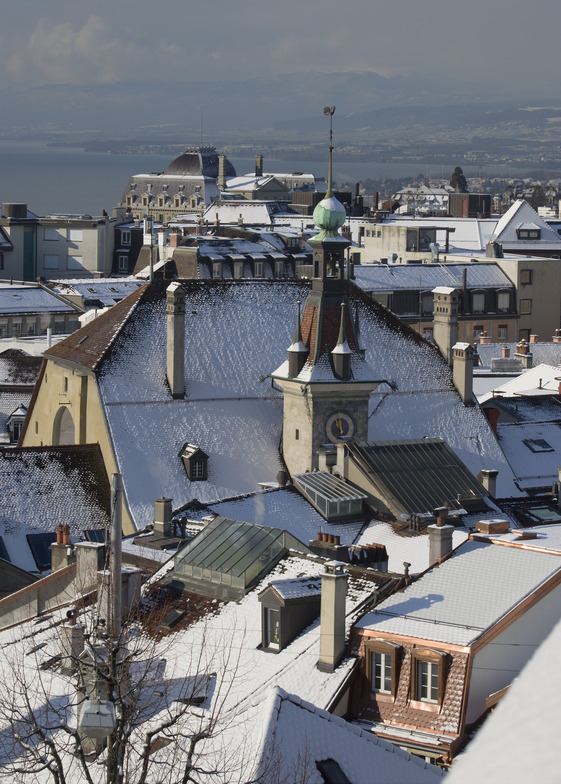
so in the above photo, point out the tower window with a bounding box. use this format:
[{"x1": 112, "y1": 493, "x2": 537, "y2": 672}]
[{"x1": 295, "y1": 429, "x2": 299, "y2": 440}]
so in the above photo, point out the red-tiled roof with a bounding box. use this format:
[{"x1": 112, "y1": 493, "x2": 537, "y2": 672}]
[{"x1": 44, "y1": 283, "x2": 148, "y2": 370}]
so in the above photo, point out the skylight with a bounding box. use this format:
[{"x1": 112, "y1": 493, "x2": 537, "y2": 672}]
[{"x1": 523, "y1": 438, "x2": 554, "y2": 453}]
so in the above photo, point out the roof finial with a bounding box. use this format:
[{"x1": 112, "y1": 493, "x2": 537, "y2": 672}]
[
  {"x1": 323, "y1": 106, "x2": 336, "y2": 198},
  {"x1": 293, "y1": 299, "x2": 303, "y2": 346}
]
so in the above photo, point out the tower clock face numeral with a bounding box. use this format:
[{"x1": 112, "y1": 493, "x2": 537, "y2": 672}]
[{"x1": 326, "y1": 411, "x2": 355, "y2": 443}]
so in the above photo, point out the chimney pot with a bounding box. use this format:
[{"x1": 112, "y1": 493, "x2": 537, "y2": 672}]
[
  {"x1": 62, "y1": 523, "x2": 71, "y2": 545},
  {"x1": 318, "y1": 562, "x2": 348, "y2": 672}
]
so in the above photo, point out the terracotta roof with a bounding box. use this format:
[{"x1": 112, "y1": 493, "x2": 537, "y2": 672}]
[{"x1": 44, "y1": 282, "x2": 148, "y2": 370}]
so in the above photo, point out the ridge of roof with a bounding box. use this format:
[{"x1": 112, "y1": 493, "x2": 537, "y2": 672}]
[{"x1": 44, "y1": 282, "x2": 149, "y2": 370}]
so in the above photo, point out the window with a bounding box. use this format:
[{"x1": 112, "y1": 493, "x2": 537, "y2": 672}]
[
  {"x1": 295, "y1": 429, "x2": 299, "y2": 440},
  {"x1": 275, "y1": 261, "x2": 285, "y2": 278},
  {"x1": 497, "y1": 291, "x2": 510, "y2": 311},
  {"x1": 520, "y1": 299, "x2": 532, "y2": 314},
  {"x1": 0, "y1": 254, "x2": 4, "y2": 270},
  {"x1": 212, "y1": 262, "x2": 222, "y2": 279},
  {"x1": 473, "y1": 325, "x2": 484, "y2": 338},
  {"x1": 12, "y1": 421, "x2": 23, "y2": 442},
  {"x1": 517, "y1": 228, "x2": 540, "y2": 240},
  {"x1": 417, "y1": 660, "x2": 439, "y2": 703},
  {"x1": 472, "y1": 292, "x2": 485, "y2": 313},
  {"x1": 190, "y1": 460, "x2": 206, "y2": 479},
  {"x1": 421, "y1": 293, "x2": 433, "y2": 316},
  {"x1": 524, "y1": 438, "x2": 554, "y2": 453},
  {"x1": 520, "y1": 269, "x2": 533, "y2": 285},
  {"x1": 372, "y1": 652, "x2": 393, "y2": 694},
  {"x1": 68, "y1": 228, "x2": 83, "y2": 242},
  {"x1": 254, "y1": 261, "x2": 264, "y2": 278},
  {"x1": 498, "y1": 325, "x2": 508, "y2": 339},
  {"x1": 121, "y1": 230, "x2": 131, "y2": 246},
  {"x1": 365, "y1": 641, "x2": 399, "y2": 698},
  {"x1": 234, "y1": 262, "x2": 243, "y2": 279},
  {"x1": 118, "y1": 255, "x2": 128, "y2": 272},
  {"x1": 410, "y1": 648, "x2": 447, "y2": 707},
  {"x1": 422, "y1": 327, "x2": 433, "y2": 340},
  {"x1": 43, "y1": 254, "x2": 60, "y2": 269},
  {"x1": 63, "y1": 376, "x2": 68, "y2": 393},
  {"x1": 67, "y1": 255, "x2": 83, "y2": 270},
  {"x1": 266, "y1": 608, "x2": 280, "y2": 649},
  {"x1": 43, "y1": 227, "x2": 59, "y2": 241}
]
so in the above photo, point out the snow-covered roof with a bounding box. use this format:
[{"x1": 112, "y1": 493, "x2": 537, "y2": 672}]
[
  {"x1": 477, "y1": 341, "x2": 561, "y2": 368},
  {"x1": 245, "y1": 686, "x2": 443, "y2": 783},
  {"x1": 0, "y1": 285, "x2": 78, "y2": 315},
  {"x1": 54, "y1": 278, "x2": 143, "y2": 305},
  {"x1": 478, "y1": 363, "x2": 561, "y2": 402},
  {"x1": 199, "y1": 487, "x2": 367, "y2": 546},
  {"x1": 353, "y1": 262, "x2": 512, "y2": 293},
  {"x1": 446, "y1": 615, "x2": 561, "y2": 784},
  {"x1": 0, "y1": 445, "x2": 110, "y2": 572},
  {"x1": 497, "y1": 420, "x2": 561, "y2": 490},
  {"x1": 44, "y1": 279, "x2": 521, "y2": 532},
  {"x1": 492, "y1": 200, "x2": 561, "y2": 247},
  {"x1": 0, "y1": 550, "x2": 432, "y2": 782},
  {"x1": 355, "y1": 538, "x2": 561, "y2": 646}
]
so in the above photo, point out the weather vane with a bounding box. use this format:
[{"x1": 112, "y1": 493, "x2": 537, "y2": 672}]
[{"x1": 323, "y1": 106, "x2": 336, "y2": 196}]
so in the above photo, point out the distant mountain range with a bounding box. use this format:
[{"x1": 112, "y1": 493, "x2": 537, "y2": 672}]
[{"x1": 1, "y1": 70, "x2": 559, "y2": 142}]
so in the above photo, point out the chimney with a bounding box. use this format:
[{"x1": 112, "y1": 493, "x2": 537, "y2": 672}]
[
  {"x1": 170, "y1": 227, "x2": 180, "y2": 248},
  {"x1": 153, "y1": 496, "x2": 172, "y2": 536},
  {"x1": 478, "y1": 331, "x2": 493, "y2": 344},
  {"x1": 515, "y1": 339, "x2": 533, "y2": 369},
  {"x1": 74, "y1": 541, "x2": 106, "y2": 594},
  {"x1": 218, "y1": 155, "x2": 227, "y2": 191},
  {"x1": 530, "y1": 334, "x2": 538, "y2": 343},
  {"x1": 479, "y1": 468, "x2": 499, "y2": 497},
  {"x1": 553, "y1": 329, "x2": 561, "y2": 343},
  {"x1": 317, "y1": 445, "x2": 337, "y2": 472},
  {"x1": 502, "y1": 346, "x2": 510, "y2": 358},
  {"x1": 51, "y1": 524, "x2": 76, "y2": 572},
  {"x1": 166, "y1": 282, "x2": 186, "y2": 399},
  {"x1": 452, "y1": 342, "x2": 475, "y2": 405},
  {"x1": 317, "y1": 562, "x2": 348, "y2": 672},
  {"x1": 428, "y1": 514, "x2": 454, "y2": 566},
  {"x1": 60, "y1": 609, "x2": 85, "y2": 676},
  {"x1": 238, "y1": 213, "x2": 243, "y2": 226},
  {"x1": 432, "y1": 288, "x2": 459, "y2": 366},
  {"x1": 255, "y1": 155, "x2": 264, "y2": 178}
]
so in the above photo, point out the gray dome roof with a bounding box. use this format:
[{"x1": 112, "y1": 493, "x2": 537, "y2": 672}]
[{"x1": 165, "y1": 146, "x2": 236, "y2": 179}]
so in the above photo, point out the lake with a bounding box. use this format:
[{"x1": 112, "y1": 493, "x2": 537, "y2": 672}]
[{"x1": 0, "y1": 140, "x2": 535, "y2": 217}]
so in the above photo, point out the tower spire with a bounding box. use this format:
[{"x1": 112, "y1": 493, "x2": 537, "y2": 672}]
[
  {"x1": 287, "y1": 300, "x2": 309, "y2": 378},
  {"x1": 331, "y1": 303, "x2": 352, "y2": 380},
  {"x1": 324, "y1": 106, "x2": 335, "y2": 198}
]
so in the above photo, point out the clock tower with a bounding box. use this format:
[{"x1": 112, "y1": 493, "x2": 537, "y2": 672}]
[{"x1": 271, "y1": 109, "x2": 383, "y2": 476}]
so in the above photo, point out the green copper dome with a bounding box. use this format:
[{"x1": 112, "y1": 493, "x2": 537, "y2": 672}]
[{"x1": 312, "y1": 194, "x2": 346, "y2": 240}]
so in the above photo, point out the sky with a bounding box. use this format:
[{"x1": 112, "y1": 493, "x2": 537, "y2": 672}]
[{"x1": 1, "y1": 0, "x2": 560, "y2": 96}]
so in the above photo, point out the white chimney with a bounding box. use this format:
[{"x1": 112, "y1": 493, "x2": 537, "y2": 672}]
[
  {"x1": 153, "y1": 496, "x2": 172, "y2": 536},
  {"x1": 428, "y1": 508, "x2": 454, "y2": 566},
  {"x1": 479, "y1": 468, "x2": 499, "y2": 497},
  {"x1": 166, "y1": 282, "x2": 186, "y2": 399},
  {"x1": 318, "y1": 562, "x2": 348, "y2": 672}
]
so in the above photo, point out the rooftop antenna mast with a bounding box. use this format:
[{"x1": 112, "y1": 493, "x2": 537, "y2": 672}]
[
  {"x1": 323, "y1": 105, "x2": 336, "y2": 197},
  {"x1": 200, "y1": 107, "x2": 204, "y2": 148}
]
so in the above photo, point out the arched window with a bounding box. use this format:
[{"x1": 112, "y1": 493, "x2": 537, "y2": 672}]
[{"x1": 53, "y1": 406, "x2": 75, "y2": 445}]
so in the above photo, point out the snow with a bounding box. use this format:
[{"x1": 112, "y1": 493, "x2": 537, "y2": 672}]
[{"x1": 355, "y1": 538, "x2": 561, "y2": 646}]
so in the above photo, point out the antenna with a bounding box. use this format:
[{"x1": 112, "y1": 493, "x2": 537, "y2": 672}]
[{"x1": 200, "y1": 107, "x2": 204, "y2": 147}]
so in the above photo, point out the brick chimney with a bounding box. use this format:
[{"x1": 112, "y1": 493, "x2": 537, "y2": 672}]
[
  {"x1": 317, "y1": 562, "x2": 348, "y2": 672},
  {"x1": 166, "y1": 282, "x2": 186, "y2": 399},
  {"x1": 530, "y1": 334, "x2": 538, "y2": 343},
  {"x1": 553, "y1": 329, "x2": 561, "y2": 343},
  {"x1": 515, "y1": 339, "x2": 533, "y2": 369},
  {"x1": 170, "y1": 227, "x2": 180, "y2": 248},
  {"x1": 502, "y1": 346, "x2": 510, "y2": 358}
]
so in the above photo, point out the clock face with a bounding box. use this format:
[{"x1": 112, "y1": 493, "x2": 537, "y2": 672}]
[{"x1": 326, "y1": 411, "x2": 355, "y2": 443}]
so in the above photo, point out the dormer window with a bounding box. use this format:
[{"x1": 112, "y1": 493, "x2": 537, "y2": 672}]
[
  {"x1": 517, "y1": 227, "x2": 541, "y2": 240},
  {"x1": 180, "y1": 443, "x2": 209, "y2": 481},
  {"x1": 258, "y1": 577, "x2": 321, "y2": 653}
]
